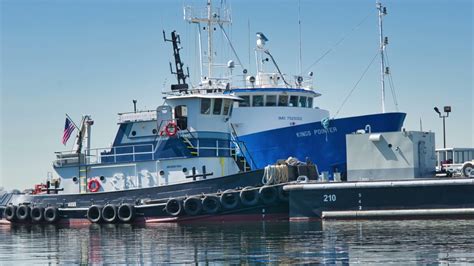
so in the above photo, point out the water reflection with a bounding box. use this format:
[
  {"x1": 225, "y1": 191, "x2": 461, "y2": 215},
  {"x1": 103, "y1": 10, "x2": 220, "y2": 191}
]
[{"x1": 1, "y1": 220, "x2": 473, "y2": 264}]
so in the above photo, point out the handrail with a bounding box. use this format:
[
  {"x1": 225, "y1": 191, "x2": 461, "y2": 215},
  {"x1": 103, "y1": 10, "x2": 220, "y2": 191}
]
[
  {"x1": 54, "y1": 143, "x2": 155, "y2": 166},
  {"x1": 229, "y1": 123, "x2": 257, "y2": 170}
]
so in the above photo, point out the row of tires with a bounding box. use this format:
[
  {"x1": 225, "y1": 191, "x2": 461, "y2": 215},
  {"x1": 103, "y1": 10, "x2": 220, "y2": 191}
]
[
  {"x1": 86, "y1": 203, "x2": 135, "y2": 224},
  {"x1": 2, "y1": 185, "x2": 286, "y2": 224},
  {"x1": 4, "y1": 205, "x2": 60, "y2": 223},
  {"x1": 165, "y1": 185, "x2": 288, "y2": 217}
]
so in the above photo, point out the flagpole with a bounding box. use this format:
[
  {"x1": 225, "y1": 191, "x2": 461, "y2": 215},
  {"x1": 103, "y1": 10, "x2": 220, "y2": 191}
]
[{"x1": 65, "y1": 113, "x2": 80, "y2": 130}]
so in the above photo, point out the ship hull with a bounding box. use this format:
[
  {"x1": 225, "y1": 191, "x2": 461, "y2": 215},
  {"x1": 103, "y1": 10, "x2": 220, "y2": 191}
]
[
  {"x1": 239, "y1": 112, "x2": 406, "y2": 176},
  {"x1": 0, "y1": 170, "x2": 289, "y2": 225},
  {"x1": 284, "y1": 178, "x2": 474, "y2": 220}
]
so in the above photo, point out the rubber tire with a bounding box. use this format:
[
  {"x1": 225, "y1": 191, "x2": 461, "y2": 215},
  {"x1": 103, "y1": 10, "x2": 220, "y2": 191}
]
[
  {"x1": 240, "y1": 187, "x2": 259, "y2": 206},
  {"x1": 183, "y1": 197, "x2": 202, "y2": 216},
  {"x1": 165, "y1": 199, "x2": 182, "y2": 216},
  {"x1": 31, "y1": 206, "x2": 44, "y2": 223},
  {"x1": 4, "y1": 205, "x2": 16, "y2": 222},
  {"x1": 117, "y1": 204, "x2": 135, "y2": 223},
  {"x1": 220, "y1": 190, "x2": 239, "y2": 210},
  {"x1": 259, "y1": 186, "x2": 278, "y2": 205},
  {"x1": 16, "y1": 205, "x2": 31, "y2": 222},
  {"x1": 44, "y1": 206, "x2": 60, "y2": 223},
  {"x1": 202, "y1": 195, "x2": 220, "y2": 214},
  {"x1": 87, "y1": 205, "x2": 103, "y2": 223},
  {"x1": 462, "y1": 163, "x2": 474, "y2": 177},
  {"x1": 102, "y1": 204, "x2": 118, "y2": 223}
]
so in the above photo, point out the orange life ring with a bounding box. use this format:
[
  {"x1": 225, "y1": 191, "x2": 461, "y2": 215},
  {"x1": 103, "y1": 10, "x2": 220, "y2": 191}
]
[
  {"x1": 165, "y1": 121, "x2": 178, "y2": 137},
  {"x1": 88, "y1": 179, "x2": 101, "y2": 193}
]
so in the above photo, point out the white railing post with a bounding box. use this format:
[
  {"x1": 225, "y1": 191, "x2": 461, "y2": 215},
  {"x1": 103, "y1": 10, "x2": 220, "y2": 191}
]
[{"x1": 133, "y1": 146, "x2": 136, "y2": 162}]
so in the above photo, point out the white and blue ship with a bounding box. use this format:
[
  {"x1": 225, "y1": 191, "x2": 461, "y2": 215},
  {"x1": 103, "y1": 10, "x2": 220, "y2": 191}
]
[
  {"x1": 0, "y1": 28, "x2": 292, "y2": 225},
  {"x1": 185, "y1": 1, "x2": 406, "y2": 177}
]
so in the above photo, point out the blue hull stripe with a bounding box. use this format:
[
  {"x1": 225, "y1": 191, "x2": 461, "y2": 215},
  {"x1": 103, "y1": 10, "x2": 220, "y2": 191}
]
[{"x1": 239, "y1": 112, "x2": 406, "y2": 175}]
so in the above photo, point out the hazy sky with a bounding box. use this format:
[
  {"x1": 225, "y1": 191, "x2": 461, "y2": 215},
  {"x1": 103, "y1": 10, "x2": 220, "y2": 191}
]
[{"x1": 1, "y1": 0, "x2": 472, "y2": 190}]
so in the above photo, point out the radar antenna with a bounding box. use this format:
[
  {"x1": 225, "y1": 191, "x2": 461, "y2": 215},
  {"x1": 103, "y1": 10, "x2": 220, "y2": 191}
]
[{"x1": 163, "y1": 30, "x2": 189, "y2": 92}]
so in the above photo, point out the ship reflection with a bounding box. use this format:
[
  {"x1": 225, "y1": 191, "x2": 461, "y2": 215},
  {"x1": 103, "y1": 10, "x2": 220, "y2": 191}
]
[{"x1": 1, "y1": 220, "x2": 473, "y2": 264}]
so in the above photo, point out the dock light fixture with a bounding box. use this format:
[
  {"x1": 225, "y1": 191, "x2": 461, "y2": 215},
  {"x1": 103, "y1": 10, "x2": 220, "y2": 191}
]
[{"x1": 433, "y1": 106, "x2": 451, "y2": 148}]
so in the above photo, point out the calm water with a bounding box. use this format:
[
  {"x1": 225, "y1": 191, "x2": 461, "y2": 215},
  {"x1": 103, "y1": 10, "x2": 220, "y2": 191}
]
[{"x1": 1, "y1": 220, "x2": 474, "y2": 264}]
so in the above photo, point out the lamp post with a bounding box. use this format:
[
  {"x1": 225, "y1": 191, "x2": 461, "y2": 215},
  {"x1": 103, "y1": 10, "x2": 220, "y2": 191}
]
[{"x1": 433, "y1": 106, "x2": 451, "y2": 148}]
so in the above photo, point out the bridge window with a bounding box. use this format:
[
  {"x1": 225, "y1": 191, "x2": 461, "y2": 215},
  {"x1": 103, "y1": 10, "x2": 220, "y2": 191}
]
[
  {"x1": 213, "y1": 98, "x2": 223, "y2": 115},
  {"x1": 308, "y1": 97, "x2": 313, "y2": 108},
  {"x1": 265, "y1": 95, "x2": 276, "y2": 106},
  {"x1": 223, "y1": 99, "x2": 231, "y2": 115},
  {"x1": 252, "y1": 95, "x2": 264, "y2": 107},
  {"x1": 299, "y1": 96, "x2": 307, "y2": 107},
  {"x1": 201, "y1": 98, "x2": 211, "y2": 114},
  {"x1": 289, "y1": 95, "x2": 298, "y2": 107},
  {"x1": 239, "y1": 96, "x2": 250, "y2": 107},
  {"x1": 278, "y1": 95, "x2": 288, "y2": 106}
]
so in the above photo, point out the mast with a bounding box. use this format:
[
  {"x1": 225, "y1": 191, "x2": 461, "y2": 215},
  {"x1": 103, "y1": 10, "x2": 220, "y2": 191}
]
[
  {"x1": 207, "y1": 0, "x2": 213, "y2": 80},
  {"x1": 298, "y1": 0, "x2": 303, "y2": 76},
  {"x1": 377, "y1": 1, "x2": 387, "y2": 113},
  {"x1": 163, "y1": 30, "x2": 189, "y2": 92},
  {"x1": 184, "y1": 0, "x2": 231, "y2": 85}
]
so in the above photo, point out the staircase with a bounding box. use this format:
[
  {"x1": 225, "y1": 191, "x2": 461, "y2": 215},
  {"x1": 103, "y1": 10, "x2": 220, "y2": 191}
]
[
  {"x1": 180, "y1": 134, "x2": 198, "y2": 156},
  {"x1": 231, "y1": 148, "x2": 252, "y2": 172},
  {"x1": 79, "y1": 161, "x2": 88, "y2": 193}
]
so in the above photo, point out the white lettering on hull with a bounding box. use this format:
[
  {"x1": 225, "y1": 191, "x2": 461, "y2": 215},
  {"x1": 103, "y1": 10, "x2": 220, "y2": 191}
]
[
  {"x1": 278, "y1": 116, "x2": 303, "y2": 121},
  {"x1": 296, "y1": 127, "x2": 338, "y2": 138}
]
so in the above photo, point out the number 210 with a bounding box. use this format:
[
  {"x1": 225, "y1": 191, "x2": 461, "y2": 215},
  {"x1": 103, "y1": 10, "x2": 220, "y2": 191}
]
[{"x1": 323, "y1": 194, "x2": 336, "y2": 202}]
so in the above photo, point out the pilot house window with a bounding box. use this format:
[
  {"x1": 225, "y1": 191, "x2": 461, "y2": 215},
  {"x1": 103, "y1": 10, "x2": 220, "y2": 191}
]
[
  {"x1": 223, "y1": 100, "x2": 231, "y2": 115},
  {"x1": 213, "y1": 99, "x2": 223, "y2": 115},
  {"x1": 265, "y1": 95, "x2": 277, "y2": 106},
  {"x1": 299, "y1": 96, "x2": 307, "y2": 107},
  {"x1": 289, "y1": 96, "x2": 298, "y2": 107},
  {"x1": 278, "y1": 95, "x2": 288, "y2": 106},
  {"x1": 239, "y1": 96, "x2": 250, "y2": 107},
  {"x1": 201, "y1": 98, "x2": 211, "y2": 114},
  {"x1": 252, "y1": 95, "x2": 264, "y2": 107}
]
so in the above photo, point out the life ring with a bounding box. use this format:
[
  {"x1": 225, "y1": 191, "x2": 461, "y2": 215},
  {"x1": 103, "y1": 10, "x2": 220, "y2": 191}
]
[
  {"x1": 88, "y1": 179, "x2": 101, "y2": 193},
  {"x1": 164, "y1": 121, "x2": 178, "y2": 137}
]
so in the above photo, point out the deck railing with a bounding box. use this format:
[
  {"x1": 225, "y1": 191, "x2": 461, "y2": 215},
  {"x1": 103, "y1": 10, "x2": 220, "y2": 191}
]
[{"x1": 54, "y1": 143, "x2": 155, "y2": 166}]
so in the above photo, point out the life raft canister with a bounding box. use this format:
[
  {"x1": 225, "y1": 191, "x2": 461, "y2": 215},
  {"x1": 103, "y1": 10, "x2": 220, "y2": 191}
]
[
  {"x1": 165, "y1": 121, "x2": 178, "y2": 137},
  {"x1": 88, "y1": 179, "x2": 101, "y2": 193}
]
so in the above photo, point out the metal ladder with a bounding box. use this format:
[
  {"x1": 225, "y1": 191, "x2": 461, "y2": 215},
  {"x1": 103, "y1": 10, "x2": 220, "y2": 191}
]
[{"x1": 78, "y1": 154, "x2": 88, "y2": 193}]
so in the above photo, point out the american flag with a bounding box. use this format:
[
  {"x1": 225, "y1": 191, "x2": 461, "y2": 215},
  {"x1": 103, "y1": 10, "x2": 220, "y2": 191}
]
[{"x1": 62, "y1": 117, "x2": 76, "y2": 145}]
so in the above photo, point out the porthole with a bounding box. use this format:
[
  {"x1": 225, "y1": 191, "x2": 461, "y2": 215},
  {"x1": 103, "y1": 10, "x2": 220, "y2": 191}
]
[
  {"x1": 99, "y1": 176, "x2": 105, "y2": 181},
  {"x1": 152, "y1": 129, "x2": 158, "y2": 135},
  {"x1": 159, "y1": 170, "x2": 165, "y2": 176},
  {"x1": 131, "y1": 131, "x2": 137, "y2": 136},
  {"x1": 72, "y1": 176, "x2": 78, "y2": 183},
  {"x1": 182, "y1": 168, "x2": 188, "y2": 173}
]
